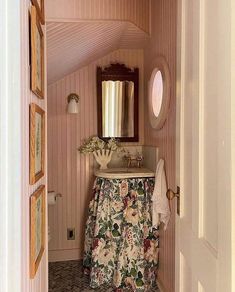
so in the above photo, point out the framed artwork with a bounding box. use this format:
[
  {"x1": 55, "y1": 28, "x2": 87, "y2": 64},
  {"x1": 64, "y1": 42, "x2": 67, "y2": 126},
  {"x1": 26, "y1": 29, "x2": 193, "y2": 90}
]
[
  {"x1": 30, "y1": 5, "x2": 44, "y2": 99},
  {"x1": 31, "y1": 0, "x2": 45, "y2": 24},
  {"x1": 30, "y1": 185, "x2": 45, "y2": 278},
  {"x1": 30, "y1": 103, "x2": 45, "y2": 185}
]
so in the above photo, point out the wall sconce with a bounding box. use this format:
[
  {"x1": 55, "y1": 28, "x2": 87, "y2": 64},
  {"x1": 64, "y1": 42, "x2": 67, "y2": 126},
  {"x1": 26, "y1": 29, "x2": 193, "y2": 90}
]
[{"x1": 67, "y1": 93, "x2": 79, "y2": 114}]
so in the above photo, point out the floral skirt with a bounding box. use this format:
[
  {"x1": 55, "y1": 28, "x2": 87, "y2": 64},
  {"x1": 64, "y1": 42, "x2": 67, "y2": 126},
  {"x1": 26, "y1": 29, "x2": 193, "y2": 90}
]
[{"x1": 83, "y1": 177, "x2": 159, "y2": 291}]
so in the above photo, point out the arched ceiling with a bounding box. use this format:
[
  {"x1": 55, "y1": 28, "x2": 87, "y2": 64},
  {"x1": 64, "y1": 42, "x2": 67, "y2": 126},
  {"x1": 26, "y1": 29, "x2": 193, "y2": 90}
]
[{"x1": 47, "y1": 21, "x2": 150, "y2": 84}]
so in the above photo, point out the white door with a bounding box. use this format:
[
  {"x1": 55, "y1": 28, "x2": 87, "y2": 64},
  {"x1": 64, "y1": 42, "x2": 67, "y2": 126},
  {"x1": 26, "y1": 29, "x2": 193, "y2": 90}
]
[{"x1": 175, "y1": 0, "x2": 234, "y2": 291}]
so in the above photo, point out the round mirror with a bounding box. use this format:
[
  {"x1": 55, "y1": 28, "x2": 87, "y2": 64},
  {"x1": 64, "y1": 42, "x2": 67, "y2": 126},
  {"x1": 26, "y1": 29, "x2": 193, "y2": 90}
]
[{"x1": 148, "y1": 56, "x2": 171, "y2": 129}]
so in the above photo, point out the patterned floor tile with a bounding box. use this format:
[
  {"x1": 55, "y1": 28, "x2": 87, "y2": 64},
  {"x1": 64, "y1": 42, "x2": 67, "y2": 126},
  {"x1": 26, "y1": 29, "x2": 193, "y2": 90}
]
[{"x1": 49, "y1": 260, "x2": 159, "y2": 292}]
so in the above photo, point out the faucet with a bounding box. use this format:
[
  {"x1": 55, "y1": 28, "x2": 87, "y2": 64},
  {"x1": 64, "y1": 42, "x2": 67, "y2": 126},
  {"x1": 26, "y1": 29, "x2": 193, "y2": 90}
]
[
  {"x1": 123, "y1": 152, "x2": 132, "y2": 168},
  {"x1": 136, "y1": 152, "x2": 144, "y2": 168},
  {"x1": 123, "y1": 151, "x2": 143, "y2": 168}
]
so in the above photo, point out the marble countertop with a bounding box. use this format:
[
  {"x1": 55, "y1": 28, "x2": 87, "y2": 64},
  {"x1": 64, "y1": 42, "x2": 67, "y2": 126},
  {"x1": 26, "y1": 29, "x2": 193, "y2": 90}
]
[{"x1": 94, "y1": 167, "x2": 155, "y2": 179}]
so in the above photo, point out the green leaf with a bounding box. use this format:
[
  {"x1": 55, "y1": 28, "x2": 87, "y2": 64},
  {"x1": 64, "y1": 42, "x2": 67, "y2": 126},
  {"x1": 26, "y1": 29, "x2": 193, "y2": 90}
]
[
  {"x1": 136, "y1": 278, "x2": 144, "y2": 287},
  {"x1": 83, "y1": 257, "x2": 91, "y2": 267},
  {"x1": 114, "y1": 213, "x2": 123, "y2": 221},
  {"x1": 99, "y1": 226, "x2": 107, "y2": 235},
  {"x1": 131, "y1": 204, "x2": 138, "y2": 209},
  {"x1": 112, "y1": 229, "x2": 120, "y2": 237},
  {"x1": 137, "y1": 188, "x2": 144, "y2": 195},
  {"x1": 130, "y1": 268, "x2": 137, "y2": 277},
  {"x1": 138, "y1": 181, "x2": 143, "y2": 188}
]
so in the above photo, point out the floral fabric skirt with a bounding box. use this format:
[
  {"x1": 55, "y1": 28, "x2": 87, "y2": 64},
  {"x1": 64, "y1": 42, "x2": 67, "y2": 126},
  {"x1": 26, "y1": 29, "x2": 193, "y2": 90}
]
[{"x1": 83, "y1": 177, "x2": 159, "y2": 291}]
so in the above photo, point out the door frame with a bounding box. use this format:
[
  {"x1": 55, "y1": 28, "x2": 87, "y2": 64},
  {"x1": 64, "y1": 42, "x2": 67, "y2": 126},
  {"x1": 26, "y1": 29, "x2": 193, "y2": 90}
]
[
  {"x1": 0, "y1": 0, "x2": 22, "y2": 291},
  {"x1": 231, "y1": 0, "x2": 235, "y2": 289}
]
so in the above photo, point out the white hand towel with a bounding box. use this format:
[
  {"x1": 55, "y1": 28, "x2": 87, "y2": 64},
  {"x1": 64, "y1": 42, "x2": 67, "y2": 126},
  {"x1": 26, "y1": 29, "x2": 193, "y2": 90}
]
[{"x1": 152, "y1": 159, "x2": 171, "y2": 230}]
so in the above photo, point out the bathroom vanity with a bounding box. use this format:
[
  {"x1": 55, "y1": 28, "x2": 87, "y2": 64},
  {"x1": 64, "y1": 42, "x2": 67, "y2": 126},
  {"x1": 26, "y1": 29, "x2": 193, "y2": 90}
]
[{"x1": 83, "y1": 168, "x2": 159, "y2": 291}]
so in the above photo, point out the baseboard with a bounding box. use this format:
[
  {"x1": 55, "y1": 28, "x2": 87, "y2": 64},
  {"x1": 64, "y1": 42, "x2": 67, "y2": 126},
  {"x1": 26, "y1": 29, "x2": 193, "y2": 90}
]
[{"x1": 49, "y1": 248, "x2": 82, "y2": 262}]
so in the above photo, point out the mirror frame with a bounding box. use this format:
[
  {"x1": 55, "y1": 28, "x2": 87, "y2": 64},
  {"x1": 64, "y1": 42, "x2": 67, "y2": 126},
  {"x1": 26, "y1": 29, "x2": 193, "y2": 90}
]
[
  {"x1": 97, "y1": 63, "x2": 139, "y2": 142},
  {"x1": 148, "y1": 56, "x2": 171, "y2": 130}
]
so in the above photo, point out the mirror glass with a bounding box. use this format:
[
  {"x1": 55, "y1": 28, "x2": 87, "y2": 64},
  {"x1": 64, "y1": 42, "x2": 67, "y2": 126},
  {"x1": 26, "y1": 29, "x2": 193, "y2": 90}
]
[
  {"x1": 152, "y1": 70, "x2": 163, "y2": 118},
  {"x1": 102, "y1": 80, "x2": 134, "y2": 138},
  {"x1": 97, "y1": 63, "x2": 139, "y2": 142}
]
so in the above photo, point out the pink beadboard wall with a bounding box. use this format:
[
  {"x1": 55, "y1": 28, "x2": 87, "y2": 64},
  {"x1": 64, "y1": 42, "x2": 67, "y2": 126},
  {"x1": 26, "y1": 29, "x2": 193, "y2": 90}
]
[
  {"x1": 47, "y1": 49, "x2": 144, "y2": 261},
  {"x1": 21, "y1": 1, "x2": 48, "y2": 291},
  {"x1": 144, "y1": 0, "x2": 177, "y2": 291},
  {"x1": 45, "y1": 0, "x2": 150, "y2": 34},
  {"x1": 46, "y1": 21, "x2": 149, "y2": 84}
]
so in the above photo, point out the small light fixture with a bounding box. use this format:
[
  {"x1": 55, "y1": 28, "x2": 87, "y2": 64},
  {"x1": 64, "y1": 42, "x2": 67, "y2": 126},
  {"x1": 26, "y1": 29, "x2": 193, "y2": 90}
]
[{"x1": 67, "y1": 93, "x2": 79, "y2": 114}]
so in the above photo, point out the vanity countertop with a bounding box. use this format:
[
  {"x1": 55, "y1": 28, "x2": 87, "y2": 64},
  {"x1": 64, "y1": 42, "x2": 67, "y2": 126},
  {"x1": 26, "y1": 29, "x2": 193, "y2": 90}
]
[{"x1": 94, "y1": 167, "x2": 155, "y2": 179}]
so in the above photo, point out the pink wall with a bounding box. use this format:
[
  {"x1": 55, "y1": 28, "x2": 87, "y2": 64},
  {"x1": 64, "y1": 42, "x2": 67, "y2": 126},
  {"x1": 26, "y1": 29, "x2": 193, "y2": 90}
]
[
  {"x1": 47, "y1": 49, "x2": 144, "y2": 261},
  {"x1": 144, "y1": 0, "x2": 177, "y2": 291},
  {"x1": 21, "y1": 1, "x2": 48, "y2": 291}
]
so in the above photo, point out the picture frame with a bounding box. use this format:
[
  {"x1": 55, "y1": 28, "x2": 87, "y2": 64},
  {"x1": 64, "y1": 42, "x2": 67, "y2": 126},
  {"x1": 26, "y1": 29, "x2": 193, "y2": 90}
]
[
  {"x1": 30, "y1": 185, "x2": 45, "y2": 278},
  {"x1": 30, "y1": 5, "x2": 44, "y2": 99},
  {"x1": 30, "y1": 103, "x2": 45, "y2": 185},
  {"x1": 31, "y1": 0, "x2": 45, "y2": 24}
]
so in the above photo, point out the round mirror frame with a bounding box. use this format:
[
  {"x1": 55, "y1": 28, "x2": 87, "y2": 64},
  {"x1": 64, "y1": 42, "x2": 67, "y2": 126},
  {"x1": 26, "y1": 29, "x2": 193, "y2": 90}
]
[{"x1": 148, "y1": 56, "x2": 171, "y2": 130}]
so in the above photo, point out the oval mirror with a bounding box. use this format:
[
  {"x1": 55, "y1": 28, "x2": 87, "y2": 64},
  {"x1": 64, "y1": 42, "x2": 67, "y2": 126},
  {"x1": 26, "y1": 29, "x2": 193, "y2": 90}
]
[{"x1": 148, "y1": 56, "x2": 171, "y2": 130}]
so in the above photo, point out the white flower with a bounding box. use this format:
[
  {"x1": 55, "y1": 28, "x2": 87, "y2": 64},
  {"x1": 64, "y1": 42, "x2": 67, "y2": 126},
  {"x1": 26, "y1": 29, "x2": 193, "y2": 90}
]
[
  {"x1": 78, "y1": 136, "x2": 121, "y2": 154},
  {"x1": 125, "y1": 207, "x2": 139, "y2": 225},
  {"x1": 113, "y1": 200, "x2": 123, "y2": 212},
  {"x1": 98, "y1": 247, "x2": 114, "y2": 265}
]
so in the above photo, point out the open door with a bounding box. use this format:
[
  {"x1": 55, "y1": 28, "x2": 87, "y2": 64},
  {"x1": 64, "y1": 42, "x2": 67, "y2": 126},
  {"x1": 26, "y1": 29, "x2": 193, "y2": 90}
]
[{"x1": 175, "y1": 0, "x2": 233, "y2": 291}]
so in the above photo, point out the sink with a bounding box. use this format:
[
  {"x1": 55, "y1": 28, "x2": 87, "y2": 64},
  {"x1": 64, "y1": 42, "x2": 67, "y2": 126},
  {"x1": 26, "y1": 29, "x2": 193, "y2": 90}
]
[{"x1": 94, "y1": 168, "x2": 155, "y2": 179}]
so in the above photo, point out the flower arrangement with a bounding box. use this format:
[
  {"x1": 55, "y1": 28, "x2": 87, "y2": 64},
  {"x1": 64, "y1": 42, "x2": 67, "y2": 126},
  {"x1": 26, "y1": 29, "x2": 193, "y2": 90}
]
[
  {"x1": 78, "y1": 136, "x2": 121, "y2": 169},
  {"x1": 78, "y1": 136, "x2": 120, "y2": 153}
]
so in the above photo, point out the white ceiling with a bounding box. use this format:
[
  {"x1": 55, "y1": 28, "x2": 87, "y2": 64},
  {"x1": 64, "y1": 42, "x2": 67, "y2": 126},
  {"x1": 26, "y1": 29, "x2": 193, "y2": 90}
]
[{"x1": 46, "y1": 21, "x2": 150, "y2": 84}]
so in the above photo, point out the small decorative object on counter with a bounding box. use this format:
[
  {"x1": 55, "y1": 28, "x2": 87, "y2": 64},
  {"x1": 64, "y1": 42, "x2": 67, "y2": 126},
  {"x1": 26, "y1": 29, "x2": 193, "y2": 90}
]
[{"x1": 78, "y1": 136, "x2": 122, "y2": 169}]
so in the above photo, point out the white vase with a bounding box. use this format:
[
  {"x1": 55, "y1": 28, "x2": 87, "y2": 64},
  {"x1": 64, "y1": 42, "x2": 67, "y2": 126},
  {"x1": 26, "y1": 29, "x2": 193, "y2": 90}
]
[{"x1": 93, "y1": 149, "x2": 113, "y2": 170}]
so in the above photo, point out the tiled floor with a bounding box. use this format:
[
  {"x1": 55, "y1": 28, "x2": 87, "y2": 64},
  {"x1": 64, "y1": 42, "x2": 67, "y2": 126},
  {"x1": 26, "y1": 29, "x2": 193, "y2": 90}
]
[{"x1": 49, "y1": 260, "x2": 159, "y2": 292}]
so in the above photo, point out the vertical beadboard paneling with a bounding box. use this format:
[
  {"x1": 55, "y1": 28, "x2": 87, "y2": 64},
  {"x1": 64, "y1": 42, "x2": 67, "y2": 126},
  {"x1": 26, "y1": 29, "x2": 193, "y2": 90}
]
[
  {"x1": 46, "y1": 21, "x2": 149, "y2": 84},
  {"x1": 144, "y1": 0, "x2": 177, "y2": 291},
  {"x1": 21, "y1": 1, "x2": 48, "y2": 292},
  {"x1": 45, "y1": 0, "x2": 150, "y2": 33},
  {"x1": 48, "y1": 49, "x2": 144, "y2": 261}
]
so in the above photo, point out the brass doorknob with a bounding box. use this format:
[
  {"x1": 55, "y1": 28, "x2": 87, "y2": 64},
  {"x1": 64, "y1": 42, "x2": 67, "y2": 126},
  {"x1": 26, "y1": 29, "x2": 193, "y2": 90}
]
[{"x1": 166, "y1": 186, "x2": 180, "y2": 200}]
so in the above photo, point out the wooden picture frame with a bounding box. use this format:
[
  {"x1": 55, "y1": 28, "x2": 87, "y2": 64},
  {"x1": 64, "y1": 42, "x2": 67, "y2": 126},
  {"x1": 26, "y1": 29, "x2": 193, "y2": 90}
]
[
  {"x1": 30, "y1": 185, "x2": 45, "y2": 278},
  {"x1": 30, "y1": 5, "x2": 44, "y2": 99},
  {"x1": 30, "y1": 103, "x2": 45, "y2": 185},
  {"x1": 31, "y1": 0, "x2": 45, "y2": 24}
]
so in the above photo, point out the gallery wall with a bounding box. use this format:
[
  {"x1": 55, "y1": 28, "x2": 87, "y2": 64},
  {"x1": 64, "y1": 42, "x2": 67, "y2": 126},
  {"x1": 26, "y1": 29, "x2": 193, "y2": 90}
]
[
  {"x1": 21, "y1": 1, "x2": 48, "y2": 292},
  {"x1": 47, "y1": 49, "x2": 144, "y2": 261}
]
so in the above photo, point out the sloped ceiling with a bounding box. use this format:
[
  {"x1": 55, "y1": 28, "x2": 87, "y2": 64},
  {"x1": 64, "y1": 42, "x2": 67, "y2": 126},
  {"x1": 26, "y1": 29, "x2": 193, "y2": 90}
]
[
  {"x1": 45, "y1": 0, "x2": 150, "y2": 33},
  {"x1": 47, "y1": 21, "x2": 150, "y2": 84}
]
